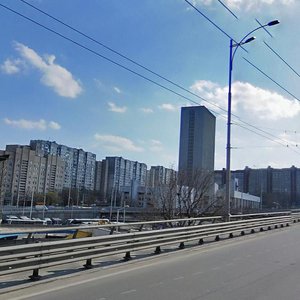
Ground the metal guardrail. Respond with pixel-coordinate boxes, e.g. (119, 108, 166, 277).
(0, 213, 294, 281)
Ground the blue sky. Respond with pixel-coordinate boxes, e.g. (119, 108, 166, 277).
(0, 0, 300, 170)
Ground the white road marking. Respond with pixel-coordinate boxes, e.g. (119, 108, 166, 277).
(149, 281, 164, 287)
(173, 276, 184, 280)
(120, 289, 136, 295)
(192, 271, 204, 276)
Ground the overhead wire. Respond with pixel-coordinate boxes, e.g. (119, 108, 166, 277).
(11, 1, 290, 147)
(243, 57, 300, 102)
(255, 18, 273, 38)
(1, 2, 299, 154)
(263, 41, 300, 78)
(217, 0, 239, 20)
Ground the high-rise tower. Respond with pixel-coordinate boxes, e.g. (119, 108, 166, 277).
(178, 106, 216, 175)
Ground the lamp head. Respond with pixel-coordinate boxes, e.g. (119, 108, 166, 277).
(268, 20, 280, 26)
(244, 36, 256, 44)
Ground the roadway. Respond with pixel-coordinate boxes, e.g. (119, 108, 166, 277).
(2, 224, 300, 300)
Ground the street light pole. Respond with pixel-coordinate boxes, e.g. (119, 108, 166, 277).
(225, 20, 279, 221)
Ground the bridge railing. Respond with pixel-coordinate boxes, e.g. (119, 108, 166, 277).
(0, 213, 293, 281)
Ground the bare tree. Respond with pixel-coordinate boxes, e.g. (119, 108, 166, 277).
(151, 168, 217, 219)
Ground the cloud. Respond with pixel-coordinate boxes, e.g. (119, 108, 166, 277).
(4, 118, 61, 130)
(14, 42, 82, 98)
(191, 80, 300, 120)
(94, 134, 143, 152)
(1, 59, 22, 74)
(108, 102, 127, 113)
(140, 107, 154, 113)
(113, 86, 121, 94)
(191, 0, 294, 10)
(48, 121, 61, 130)
(149, 139, 164, 152)
(158, 103, 178, 112)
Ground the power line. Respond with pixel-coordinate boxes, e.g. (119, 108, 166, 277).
(1, 3, 299, 155)
(243, 57, 300, 102)
(255, 18, 273, 38)
(183, 0, 244, 48)
(217, 0, 238, 20)
(19, 0, 289, 147)
(263, 41, 300, 78)
(233, 122, 300, 156)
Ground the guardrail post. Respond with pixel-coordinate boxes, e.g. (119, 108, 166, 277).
(124, 251, 132, 261)
(154, 246, 161, 254)
(215, 235, 220, 241)
(229, 233, 233, 238)
(84, 258, 93, 269)
(199, 238, 204, 245)
(29, 269, 41, 281)
(179, 242, 185, 249)
(241, 231, 245, 236)
(251, 229, 255, 234)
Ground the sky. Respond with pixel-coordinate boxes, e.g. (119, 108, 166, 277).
(0, 0, 299, 170)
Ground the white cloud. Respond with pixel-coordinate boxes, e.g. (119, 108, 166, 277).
(48, 121, 61, 130)
(191, 0, 294, 10)
(113, 86, 121, 94)
(149, 139, 164, 152)
(14, 42, 82, 98)
(191, 80, 300, 120)
(94, 134, 143, 152)
(108, 102, 127, 113)
(158, 103, 178, 112)
(1, 59, 22, 74)
(140, 107, 154, 113)
(4, 118, 61, 130)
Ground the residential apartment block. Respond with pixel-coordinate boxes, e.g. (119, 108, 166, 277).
(0, 145, 64, 205)
(30, 140, 96, 191)
(95, 156, 147, 205)
(215, 166, 300, 208)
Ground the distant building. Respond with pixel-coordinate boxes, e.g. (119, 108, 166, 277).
(97, 156, 147, 205)
(30, 140, 96, 191)
(215, 166, 300, 208)
(147, 166, 177, 188)
(0, 145, 64, 205)
(178, 106, 215, 175)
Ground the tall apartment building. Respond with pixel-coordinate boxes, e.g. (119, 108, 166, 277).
(147, 166, 177, 188)
(178, 106, 216, 175)
(0, 145, 64, 205)
(97, 156, 147, 204)
(215, 166, 300, 208)
(30, 140, 96, 191)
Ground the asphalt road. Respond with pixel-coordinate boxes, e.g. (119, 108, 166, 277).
(3, 225, 300, 300)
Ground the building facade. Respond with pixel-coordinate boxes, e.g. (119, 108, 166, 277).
(215, 166, 300, 208)
(178, 106, 216, 175)
(97, 156, 147, 205)
(0, 145, 65, 205)
(30, 140, 96, 191)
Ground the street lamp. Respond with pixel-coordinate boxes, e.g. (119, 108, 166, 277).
(225, 20, 280, 221)
(116, 205, 129, 232)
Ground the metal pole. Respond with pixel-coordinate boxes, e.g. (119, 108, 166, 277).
(42, 193, 46, 219)
(123, 202, 126, 223)
(67, 185, 71, 207)
(225, 38, 233, 222)
(116, 209, 120, 232)
(29, 189, 34, 219)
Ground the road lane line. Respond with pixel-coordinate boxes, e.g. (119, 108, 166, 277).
(173, 276, 184, 280)
(120, 289, 136, 295)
